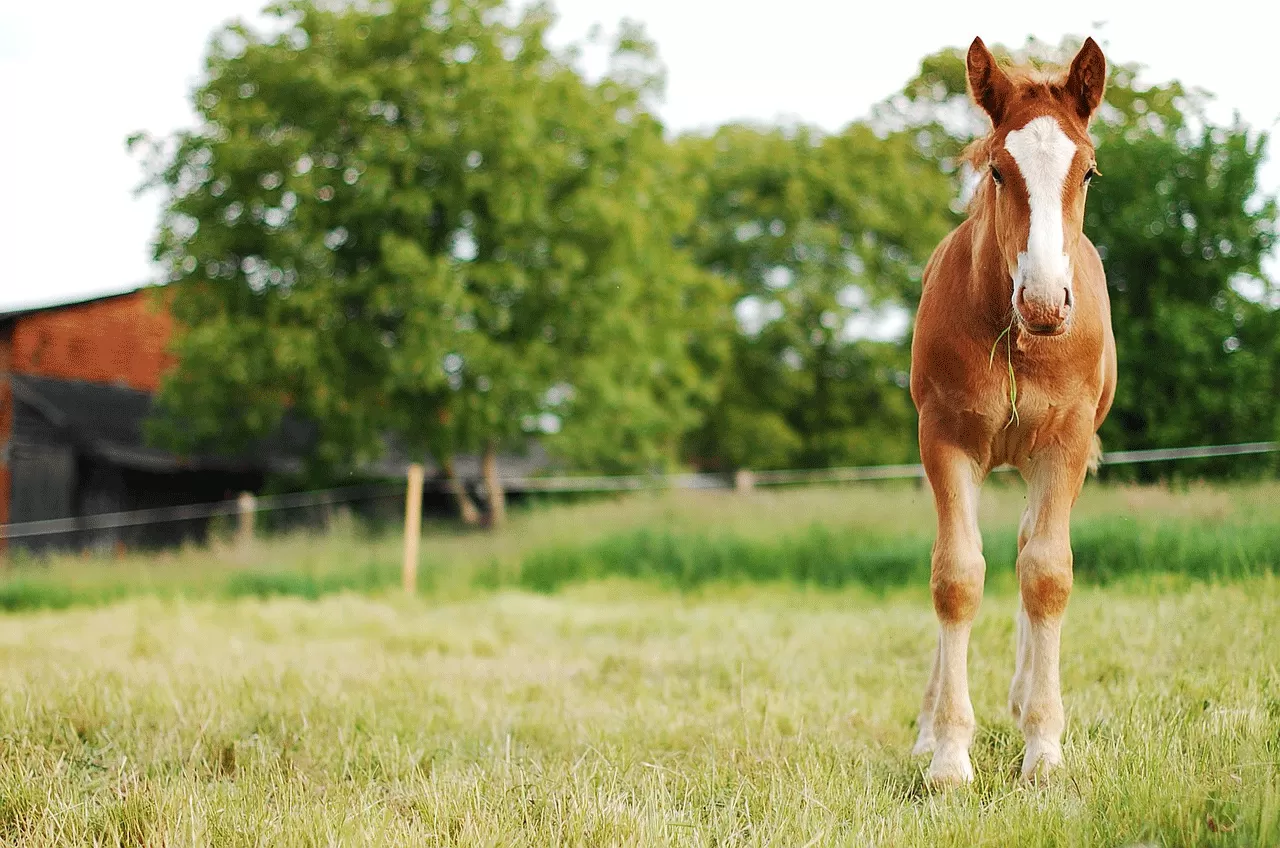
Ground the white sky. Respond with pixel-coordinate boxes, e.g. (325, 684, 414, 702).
(1, 0, 1277, 312)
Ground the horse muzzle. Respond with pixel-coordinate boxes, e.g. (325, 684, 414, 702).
(1014, 284, 1072, 337)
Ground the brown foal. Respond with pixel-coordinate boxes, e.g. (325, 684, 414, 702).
(908, 36, 1117, 785)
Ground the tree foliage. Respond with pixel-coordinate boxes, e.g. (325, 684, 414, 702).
(142, 0, 725, 477)
(1087, 115, 1279, 461)
(676, 124, 955, 470)
(140, 19, 1279, 488)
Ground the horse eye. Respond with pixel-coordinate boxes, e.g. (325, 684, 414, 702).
(990, 166, 1003, 186)
(1083, 167, 1097, 185)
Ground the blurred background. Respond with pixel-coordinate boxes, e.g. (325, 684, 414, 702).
(1, 0, 1278, 556)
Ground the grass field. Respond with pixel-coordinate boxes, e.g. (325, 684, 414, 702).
(2, 482, 1279, 845)
(4, 479, 1280, 610)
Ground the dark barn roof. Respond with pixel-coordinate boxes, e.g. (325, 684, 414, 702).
(0, 288, 148, 324)
(10, 374, 311, 475)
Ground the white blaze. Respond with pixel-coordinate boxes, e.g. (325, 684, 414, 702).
(1004, 116, 1076, 296)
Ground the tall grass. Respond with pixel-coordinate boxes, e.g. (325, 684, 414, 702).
(518, 525, 938, 592)
(519, 515, 1280, 592)
(2, 482, 1278, 612)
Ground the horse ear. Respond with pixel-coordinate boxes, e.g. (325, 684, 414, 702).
(966, 37, 1012, 125)
(1064, 37, 1107, 122)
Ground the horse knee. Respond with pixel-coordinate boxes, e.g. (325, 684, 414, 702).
(1019, 539, 1073, 619)
(931, 551, 985, 622)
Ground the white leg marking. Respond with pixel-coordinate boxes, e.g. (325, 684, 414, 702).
(927, 621, 977, 786)
(1020, 614, 1066, 782)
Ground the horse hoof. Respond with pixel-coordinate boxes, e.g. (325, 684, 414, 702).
(1020, 739, 1063, 784)
(911, 731, 936, 756)
(927, 745, 974, 787)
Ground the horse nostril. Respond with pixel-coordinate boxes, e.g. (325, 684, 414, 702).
(1063, 287, 1073, 308)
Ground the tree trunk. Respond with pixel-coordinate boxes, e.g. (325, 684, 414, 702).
(481, 440, 506, 529)
(442, 455, 481, 526)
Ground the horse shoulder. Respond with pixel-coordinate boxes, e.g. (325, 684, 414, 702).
(1076, 236, 1117, 430)
(911, 221, 979, 409)
(920, 223, 970, 297)
(1075, 237, 1108, 311)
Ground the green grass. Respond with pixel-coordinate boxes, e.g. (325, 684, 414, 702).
(0, 581, 1278, 845)
(517, 515, 1280, 593)
(1, 482, 1279, 844)
(3, 480, 1280, 610)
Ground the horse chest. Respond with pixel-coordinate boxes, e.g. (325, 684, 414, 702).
(917, 332, 1100, 462)
(978, 343, 1101, 459)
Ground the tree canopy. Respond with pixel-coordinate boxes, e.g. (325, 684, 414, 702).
(141, 0, 725, 489)
(674, 124, 954, 470)
(140, 17, 1280, 490)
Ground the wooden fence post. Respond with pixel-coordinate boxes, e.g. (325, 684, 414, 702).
(402, 463, 425, 595)
(236, 491, 256, 557)
(734, 469, 755, 493)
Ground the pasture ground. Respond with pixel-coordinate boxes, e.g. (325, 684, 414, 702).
(3, 581, 1279, 845)
(1, 481, 1279, 845)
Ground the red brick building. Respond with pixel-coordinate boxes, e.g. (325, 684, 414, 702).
(0, 287, 302, 552)
(1, 287, 555, 553)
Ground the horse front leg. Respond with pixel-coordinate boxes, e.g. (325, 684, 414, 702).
(917, 442, 986, 786)
(1014, 440, 1090, 783)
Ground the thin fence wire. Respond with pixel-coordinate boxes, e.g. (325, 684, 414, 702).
(1, 440, 1275, 541)
(0, 484, 403, 540)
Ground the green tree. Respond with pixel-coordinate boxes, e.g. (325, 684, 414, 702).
(677, 124, 954, 471)
(879, 37, 1280, 476)
(139, 0, 726, 521)
(1087, 118, 1279, 470)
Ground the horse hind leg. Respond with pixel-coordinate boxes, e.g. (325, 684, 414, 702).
(912, 631, 941, 755)
(1009, 507, 1034, 722)
(1009, 601, 1031, 721)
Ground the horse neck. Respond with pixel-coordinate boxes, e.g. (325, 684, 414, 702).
(964, 188, 1017, 335)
